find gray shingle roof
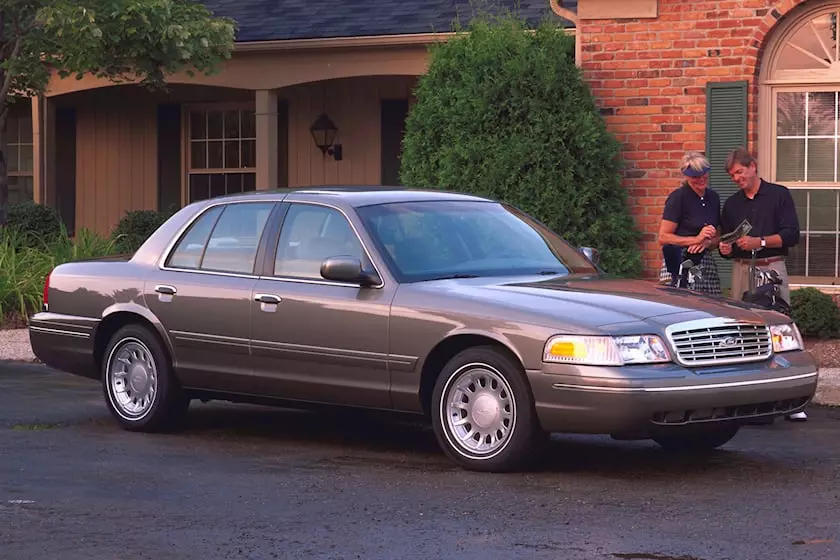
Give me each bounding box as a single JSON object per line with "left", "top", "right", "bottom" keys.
{"left": 201, "top": 0, "right": 577, "bottom": 43}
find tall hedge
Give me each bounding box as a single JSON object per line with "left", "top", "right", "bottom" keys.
{"left": 399, "top": 13, "right": 643, "bottom": 277}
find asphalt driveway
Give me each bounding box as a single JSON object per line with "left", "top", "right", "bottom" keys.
{"left": 1, "top": 361, "right": 839, "bottom": 560}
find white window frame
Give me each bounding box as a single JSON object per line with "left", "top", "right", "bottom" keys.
{"left": 182, "top": 102, "right": 257, "bottom": 204}
{"left": 4, "top": 110, "right": 34, "bottom": 205}
{"left": 759, "top": 2, "right": 840, "bottom": 285}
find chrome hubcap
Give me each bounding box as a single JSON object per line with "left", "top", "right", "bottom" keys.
{"left": 442, "top": 364, "right": 516, "bottom": 458}
{"left": 107, "top": 339, "right": 157, "bottom": 419}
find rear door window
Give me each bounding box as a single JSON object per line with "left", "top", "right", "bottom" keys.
{"left": 166, "top": 206, "right": 224, "bottom": 270}
{"left": 166, "top": 202, "right": 275, "bottom": 274}
{"left": 200, "top": 203, "right": 275, "bottom": 274}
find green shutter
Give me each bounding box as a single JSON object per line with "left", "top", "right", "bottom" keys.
{"left": 706, "top": 80, "right": 748, "bottom": 293}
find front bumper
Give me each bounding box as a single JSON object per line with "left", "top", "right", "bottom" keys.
{"left": 527, "top": 349, "right": 818, "bottom": 435}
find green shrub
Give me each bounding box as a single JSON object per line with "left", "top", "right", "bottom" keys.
{"left": 399, "top": 12, "right": 643, "bottom": 277}
{"left": 791, "top": 287, "right": 840, "bottom": 339}
{"left": 6, "top": 201, "right": 63, "bottom": 249}
{"left": 111, "top": 208, "right": 174, "bottom": 253}
{"left": 0, "top": 230, "right": 53, "bottom": 322}
{"left": 0, "top": 227, "right": 118, "bottom": 325}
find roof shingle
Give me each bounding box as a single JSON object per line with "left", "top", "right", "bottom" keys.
{"left": 200, "top": 0, "right": 577, "bottom": 43}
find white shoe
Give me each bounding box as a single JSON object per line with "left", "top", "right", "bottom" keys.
{"left": 786, "top": 411, "right": 808, "bottom": 422}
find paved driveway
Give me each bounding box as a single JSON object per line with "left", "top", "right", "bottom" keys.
{"left": 1, "top": 362, "right": 839, "bottom": 560}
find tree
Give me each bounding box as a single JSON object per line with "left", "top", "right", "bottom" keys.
{"left": 0, "top": 0, "right": 237, "bottom": 225}
{"left": 399, "top": 12, "right": 643, "bottom": 277}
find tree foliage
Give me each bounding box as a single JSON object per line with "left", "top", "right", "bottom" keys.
{"left": 0, "top": 0, "right": 237, "bottom": 224}
{"left": 399, "top": 12, "right": 643, "bottom": 277}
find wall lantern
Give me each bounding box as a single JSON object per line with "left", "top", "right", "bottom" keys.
{"left": 309, "top": 112, "right": 343, "bottom": 161}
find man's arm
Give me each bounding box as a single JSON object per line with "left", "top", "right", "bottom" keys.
{"left": 771, "top": 187, "right": 800, "bottom": 248}
{"left": 736, "top": 186, "right": 800, "bottom": 250}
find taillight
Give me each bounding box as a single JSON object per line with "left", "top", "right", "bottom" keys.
{"left": 43, "top": 270, "right": 51, "bottom": 311}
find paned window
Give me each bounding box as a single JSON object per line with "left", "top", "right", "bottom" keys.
{"left": 766, "top": 6, "right": 840, "bottom": 281}
{"left": 187, "top": 106, "right": 257, "bottom": 203}
{"left": 5, "top": 110, "right": 34, "bottom": 204}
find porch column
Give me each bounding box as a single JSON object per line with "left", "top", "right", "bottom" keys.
{"left": 31, "top": 96, "right": 42, "bottom": 204}
{"left": 33, "top": 96, "right": 57, "bottom": 207}
{"left": 255, "top": 90, "right": 278, "bottom": 190}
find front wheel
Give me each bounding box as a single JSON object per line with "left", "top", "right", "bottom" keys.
{"left": 652, "top": 424, "right": 741, "bottom": 452}
{"left": 431, "top": 346, "right": 544, "bottom": 472}
{"left": 102, "top": 324, "right": 189, "bottom": 432}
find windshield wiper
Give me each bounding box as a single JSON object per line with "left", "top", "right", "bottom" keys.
{"left": 538, "top": 270, "right": 561, "bottom": 275}
{"left": 426, "top": 274, "right": 480, "bottom": 281}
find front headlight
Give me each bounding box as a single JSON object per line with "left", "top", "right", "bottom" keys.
{"left": 770, "top": 323, "right": 803, "bottom": 353}
{"left": 543, "top": 335, "right": 671, "bottom": 366}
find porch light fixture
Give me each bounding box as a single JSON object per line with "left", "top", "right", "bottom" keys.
{"left": 310, "top": 112, "right": 343, "bottom": 161}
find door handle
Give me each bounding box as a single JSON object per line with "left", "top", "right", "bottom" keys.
{"left": 254, "top": 293, "right": 282, "bottom": 304}
{"left": 155, "top": 285, "right": 177, "bottom": 295}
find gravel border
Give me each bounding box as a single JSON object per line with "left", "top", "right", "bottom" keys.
{"left": 2, "top": 327, "right": 839, "bottom": 406}
{"left": 0, "top": 328, "right": 37, "bottom": 363}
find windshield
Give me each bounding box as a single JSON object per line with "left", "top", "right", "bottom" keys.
{"left": 356, "top": 200, "right": 599, "bottom": 282}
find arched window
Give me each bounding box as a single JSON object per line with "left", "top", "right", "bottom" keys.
{"left": 761, "top": 3, "right": 840, "bottom": 284}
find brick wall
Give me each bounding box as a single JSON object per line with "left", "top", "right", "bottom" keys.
{"left": 579, "top": 0, "right": 809, "bottom": 277}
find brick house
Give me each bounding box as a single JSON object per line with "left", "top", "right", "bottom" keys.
{"left": 570, "top": 0, "right": 840, "bottom": 292}
{"left": 6, "top": 0, "right": 839, "bottom": 291}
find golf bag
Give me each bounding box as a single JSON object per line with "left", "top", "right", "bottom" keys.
{"left": 740, "top": 250, "right": 791, "bottom": 316}
{"left": 663, "top": 244, "right": 703, "bottom": 289}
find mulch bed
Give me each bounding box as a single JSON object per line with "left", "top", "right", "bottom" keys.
{"left": 0, "top": 313, "right": 28, "bottom": 330}
{"left": 803, "top": 338, "right": 840, "bottom": 369}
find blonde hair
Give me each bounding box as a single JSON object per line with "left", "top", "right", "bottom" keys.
{"left": 680, "top": 152, "right": 711, "bottom": 175}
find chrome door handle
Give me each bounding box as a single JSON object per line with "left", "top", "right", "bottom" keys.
{"left": 254, "top": 294, "right": 282, "bottom": 304}
{"left": 155, "top": 285, "right": 177, "bottom": 295}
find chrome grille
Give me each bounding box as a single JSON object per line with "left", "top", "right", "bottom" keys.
{"left": 665, "top": 319, "right": 772, "bottom": 367}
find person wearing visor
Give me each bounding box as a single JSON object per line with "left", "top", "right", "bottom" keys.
{"left": 657, "top": 152, "right": 722, "bottom": 294}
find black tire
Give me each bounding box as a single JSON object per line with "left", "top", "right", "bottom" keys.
{"left": 101, "top": 324, "right": 189, "bottom": 432}
{"left": 431, "top": 346, "right": 544, "bottom": 472}
{"left": 652, "top": 424, "right": 741, "bottom": 452}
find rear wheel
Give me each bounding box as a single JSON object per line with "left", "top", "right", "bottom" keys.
{"left": 431, "top": 346, "right": 544, "bottom": 472}
{"left": 652, "top": 424, "right": 741, "bottom": 452}
{"left": 102, "top": 324, "right": 189, "bottom": 432}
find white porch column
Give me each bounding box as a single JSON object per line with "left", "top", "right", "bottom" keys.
{"left": 255, "top": 90, "right": 278, "bottom": 190}
{"left": 31, "top": 96, "right": 43, "bottom": 204}
{"left": 32, "top": 96, "right": 57, "bottom": 207}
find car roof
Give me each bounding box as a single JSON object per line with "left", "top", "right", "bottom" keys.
{"left": 199, "top": 186, "right": 496, "bottom": 208}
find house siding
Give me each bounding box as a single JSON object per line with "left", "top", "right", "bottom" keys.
{"left": 283, "top": 76, "right": 417, "bottom": 187}
{"left": 75, "top": 101, "right": 158, "bottom": 236}
{"left": 579, "top": 0, "right": 809, "bottom": 277}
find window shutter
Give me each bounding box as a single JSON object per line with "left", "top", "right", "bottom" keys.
{"left": 706, "top": 80, "right": 748, "bottom": 292}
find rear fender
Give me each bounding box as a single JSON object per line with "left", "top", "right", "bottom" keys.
{"left": 98, "top": 302, "right": 175, "bottom": 361}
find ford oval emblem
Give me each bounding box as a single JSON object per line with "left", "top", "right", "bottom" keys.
{"left": 720, "top": 337, "right": 738, "bottom": 347}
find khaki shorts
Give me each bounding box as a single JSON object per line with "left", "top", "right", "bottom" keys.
{"left": 730, "top": 258, "right": 789, "bottom": 303}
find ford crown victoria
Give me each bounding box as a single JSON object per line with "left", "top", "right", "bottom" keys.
{"left": 29, "top": 187, "right": 818, "bottom": 472}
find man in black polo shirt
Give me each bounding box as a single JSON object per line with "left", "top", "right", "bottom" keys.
{"left": 719, "top": 147, "right": 805, "bottom": 422}
{"left": 718, "top": 147, "right": 800, "bottom": 304}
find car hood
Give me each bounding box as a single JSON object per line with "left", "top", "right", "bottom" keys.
{"left": 420, "top": 274, "right": 779, "bottom": 330}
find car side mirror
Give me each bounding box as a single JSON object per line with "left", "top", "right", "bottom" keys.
{"left": 320, "top": 256, "right": 380, "bottom": 287}
{"left": 580, "top": 246, "right": 600, "bottom": 265}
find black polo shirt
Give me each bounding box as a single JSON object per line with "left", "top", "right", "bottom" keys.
{"left": 662, "top": 183, "right": 721, "bottom": 237}
{"left": 720, "top": 179, "right": 800, "bottom": 260}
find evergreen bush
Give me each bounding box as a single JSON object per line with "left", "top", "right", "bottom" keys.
{"left": 111, "top": 207, "right": 176, "bottom": 254}
{"left": 5, "top": 201, "right": 63, "bottom": 249}
{"left": 790, "top": 287, "right": 840, "bottom": 339}
{"left": 399, "top": 12, "right": 642, "bottom": 277}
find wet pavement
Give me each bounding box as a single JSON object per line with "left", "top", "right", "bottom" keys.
{"left": 1, "top": 361, "right": 839, "bottom": 560}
